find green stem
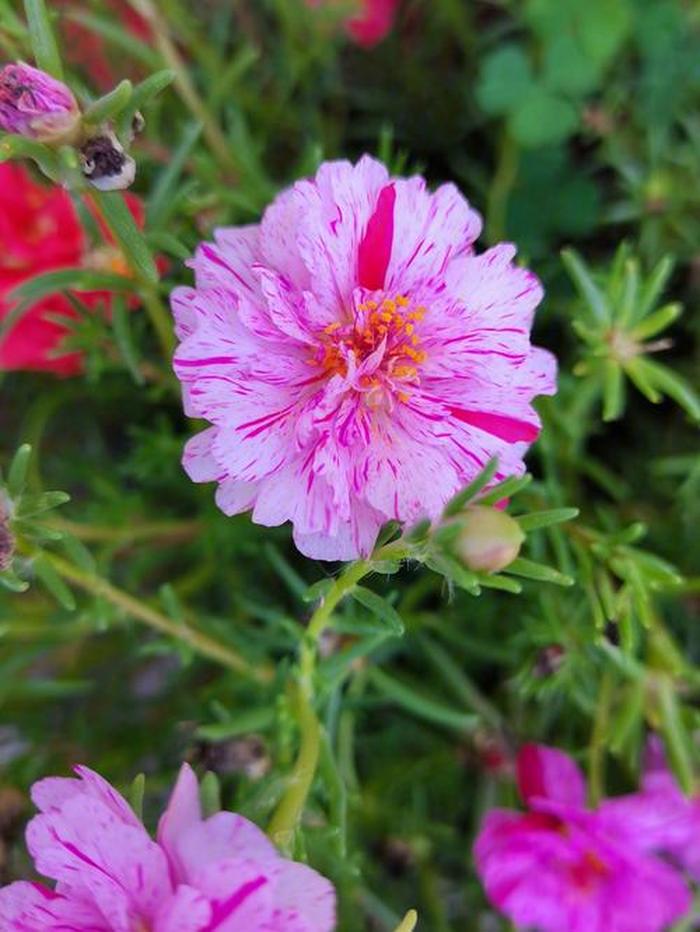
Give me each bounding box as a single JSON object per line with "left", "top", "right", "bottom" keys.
{"left": 267, "top": 684, "right": 321, "bottom": 853}
{"left": 46, "top": 552, "right": 273, "bottom": 684}
{"left": 268, "top": 542, "right": 409, "bottom": 851}
{"left": 141, "top": 286, "right": 176, "bottom": 360}
{"left": 485, "top": 130, "right": 519, "bottom": 244}
{"left": 48, "top": 516, "right": 202, "bottom": 543}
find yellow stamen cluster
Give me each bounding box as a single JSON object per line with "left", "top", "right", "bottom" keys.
{"left": 307, "top": 294, "right": 428, "bottom": 405}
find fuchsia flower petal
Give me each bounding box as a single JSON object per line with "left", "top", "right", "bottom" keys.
{"left": 516, "top": 743, "right": 587, "bottom": 808}
{"left": 474, "top": 743, "right": 692, "bottom": 932}
{"left": 0, "top": 763, "right": 336, "bottom": 931}
{"left": 171, "top": 156, "right": 556, "bottom": 560}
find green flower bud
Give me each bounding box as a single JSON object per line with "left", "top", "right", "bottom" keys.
{"left": 454, "top": 506, "right": 524, "bottom": 574}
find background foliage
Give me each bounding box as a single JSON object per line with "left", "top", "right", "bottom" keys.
{"left": 1, "top": 0, "right": 699, "bottom": 929}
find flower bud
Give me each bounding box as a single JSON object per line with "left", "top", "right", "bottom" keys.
{"left": 454, "top": 505, "right": 524, "bottom": 574}
{"left": 0, "top": 62, "right": 80, "bottom": 144}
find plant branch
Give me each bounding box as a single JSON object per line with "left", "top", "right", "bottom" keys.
{"left": 45, "top": 552, "right": 273, "bottom": 684}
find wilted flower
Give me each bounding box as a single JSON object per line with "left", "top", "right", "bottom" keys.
{"left": 453, "top": 505, "right": 524, "bottom": 573}
{"left": 474, "top": 743, "right": 690, "bottom": 932}
{"left": 0, "top": 62, "right": 80, "bottom": 144}
{"left": 80, "top": 128, "right": 137, "bottom": 191}
{"left": 0, "top": 163, "right": 144, "bottom": 375}
{"left": 0, "top": 762, "right": 336, "bottom": 930}
{"left": 307, "top": 0, "right": 400, "bottom": 47}
{"left": 172, "top": 155, "right": 555, "bottom": 560}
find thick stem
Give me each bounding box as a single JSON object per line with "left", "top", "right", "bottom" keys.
{"left": 268, "top": 542, "right": 409, "bottom": 851}
{"left": 46, "top": 552, "right": 272, "bottom": 684}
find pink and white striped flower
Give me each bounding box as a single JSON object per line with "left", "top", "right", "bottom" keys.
{"left": 0, "top": 763, "right": 336, "bottom": 931}
{"left": 172, "top": 156, "right": 556, "bottom": 560}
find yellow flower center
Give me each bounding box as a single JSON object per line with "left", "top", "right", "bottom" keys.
{"left": 307, "top": 294, "right": 427, "bottom": 405}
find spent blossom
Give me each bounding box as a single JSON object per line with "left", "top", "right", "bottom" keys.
{"left": 474, "top": 743, "right": 691, "bottom": 932}
{"left": 0, "top": 62, "right": 80, "bottom": 144}
{"left": 171, "top": 155, "right": 556, "bottom": 560}
{"left": 0, "top": 762, "right": 336, "bottom": 931}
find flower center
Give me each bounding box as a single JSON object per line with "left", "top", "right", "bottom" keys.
{"left": 307, "top": 294, "right": 427, "bottom": 407}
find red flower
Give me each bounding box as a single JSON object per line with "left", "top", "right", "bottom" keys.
{"left": 345, "top": 0, "right": 400, "bottom": 47}
{"left": 0, "top": 163, "right": 143, "bottom": 376}
{"left": 307, "top": 0, "right": 400, "bottom": 48}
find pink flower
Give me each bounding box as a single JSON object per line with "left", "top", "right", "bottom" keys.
{"left": 306, "top": 0, "right": 400, "bottom": 47}
{"left": 597, "top": 736, "right": 700, "bottom": 880}
{"left": 0, "top": 62, "right": 80, "bottom": 143}
{"left": 172, "top": 156, "right": 556, "bottom": 560}
{"left": 474, "top": 743, "right": 691, "bottom": 932}
{"left": 0, "top": 763, "right": 336, "bottom": 931}
{"left": 345, "top": 0, "right": 400, "bottom": 46}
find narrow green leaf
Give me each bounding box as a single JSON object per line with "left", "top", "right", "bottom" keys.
{"left": 117, "top": 70, "right": 176, "bottom": 140}
{"left": 7, "top": 444, "right": 32, "bottom": 497}
{"left": 0, "top": 570, "right": 29, "bottom": 592}
{"left": 351, "top": 586, "right": 405, "bottom": 636}
{"left": 631, "top": 303, "right": 681, "bottom": 340}
{"left": 507, "top": 557, "right": 574, "bottom": 587}
{"left": 302, "top": 578, "right": 334, "bottom": 604}
{"left": 635, "top": 255, "right": 674, "bottom": 322}
{"left": 561, "top": 248, "right": 609, "bottom": 323}
{"left": 602, "top": 360, "right": 625, "bottom": 421}
{"left": 624, "top": 357, "right": 662, "bottom": 404}
{"left": 16, "top": 490, "right": 70, "bottom": 518}
{"left": 516, "top": 507, "right": 579, "bottom": 531}
{"left": 616, "top": 258, "right": 639, "bottom": 329}
{"left": 128, "top": 774, "right": 145, "bottom": 819}
{"left": 196, "top": 707, "right": 276, "bottom": 741}
{"left": 474, "top": 572, "right": 522, "bottom": 593}
{"left": 0, "top": 134, "right": 61, "bottom": 179}
{"left": 200, "top": 772, "right": 222, "bottom": 817}
{"left": 657, "top": 678, "right": 693, "bottom": 794}
{"left": 84, "top": 79, "right": 133, "bottom": 125}
{"left": 370, "top": 668, "right": 477, "bottom": 733}
{"left": 633, "top": 358, "right": 700, "bottom": 422}
{"left": 33, "top": 554, "right": 76, "bottom": 610}
{"left": 24, "top": 0, "right": 64, "bottom": 78}
{"left": 112, "top": 295, "right": 145, "bottom": 385}
{"left": 95, "top": 192, "right": 158, "bottom": 284}
{"left": 7, "top": 268, "right": 135, "bottom": 308}
{"left": 479, "top": 473, "right": 532, "bottom": 505}
{"left": 443, "top": 459, "right": 498, "bottom": 517}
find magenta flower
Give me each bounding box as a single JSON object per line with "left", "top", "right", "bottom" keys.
{"left": 474, "top": 743, "right": 691, "bottom": 932}
{"left": 0, "top": 62, "right": 80, "bottom": 143}
{"left": 172, "top": 156, "right": 556, "bottom": 560}
{"left": 306, "top": 0, "right": 401, "bottom": 47}
{"left": 0, "top": 763, "right": 336, "bottom": 930}
{"left": 597, "top": 736, "right": 700, "bottom": 880}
